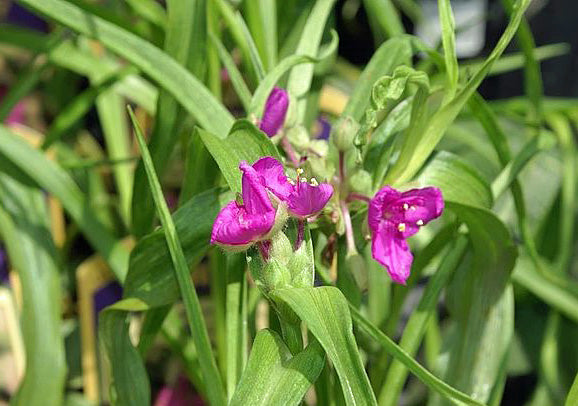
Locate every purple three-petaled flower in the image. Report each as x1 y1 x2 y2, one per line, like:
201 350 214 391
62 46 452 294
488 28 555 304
368 186 444 284
211 161 277 249
211 157 333 249
251 157 334 219
259 87 289 137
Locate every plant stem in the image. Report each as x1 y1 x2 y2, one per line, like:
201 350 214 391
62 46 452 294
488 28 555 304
281 136 300 167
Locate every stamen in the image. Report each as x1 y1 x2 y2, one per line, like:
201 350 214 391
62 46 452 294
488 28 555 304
296 168 304 175
403 203 409 210
416 219 424 226
398 223 406 232
300 178 307 183
287 179 295 185
310 177 319 186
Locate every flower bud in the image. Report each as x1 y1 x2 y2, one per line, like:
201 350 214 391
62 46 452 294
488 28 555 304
349 170 372 195
260 87 289 137
332 116 360 152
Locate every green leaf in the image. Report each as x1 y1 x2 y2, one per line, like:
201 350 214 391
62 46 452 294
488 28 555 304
124 188 231 307
418 151 493 209
230 329 325 406
249 30 339 117
385 0 532 185
0 125 129 280
350 307 485 406
100 305 151 406
433 203 516 405
129 108 227 406
566 372 578 406
272 287 377 406
131 0 207 236
438 0 458 99
20 0 233 137
210 32 252 112
286 0 337 121
362 0 404 38
0 176 66 406
199 119 281 193
343 37 412 121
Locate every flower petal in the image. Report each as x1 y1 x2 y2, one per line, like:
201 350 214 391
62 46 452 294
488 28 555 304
259 87 289 137
400 187 444 226
239 161 275 215
251 156 294 200
287 182 333 218
367 186 401 233
371 223 413 284
211 201 275 246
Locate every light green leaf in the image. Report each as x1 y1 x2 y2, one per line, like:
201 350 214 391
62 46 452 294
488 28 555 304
230 329 325 406
199 119 281 193
272 287 377 406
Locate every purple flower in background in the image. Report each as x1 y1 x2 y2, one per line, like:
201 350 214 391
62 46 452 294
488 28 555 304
251 157 333 219
0 87 26 126
368 186 444 284
259 87 289 137
0 248 8 285
211 161 276 249
315 116 331 140
154 376 200 406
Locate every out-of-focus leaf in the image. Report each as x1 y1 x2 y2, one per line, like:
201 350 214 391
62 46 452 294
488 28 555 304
566 372 578 406
362 0 404 39
286 0 337 121
0 125 129 280
272 287 377 405
230 329 325 406
438 0 458 98
20 0 234 136
250 30 339 117
199 119 281 193
0 176 66 406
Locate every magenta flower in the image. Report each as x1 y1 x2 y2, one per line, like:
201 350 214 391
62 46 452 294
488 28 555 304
368 186 444 284
259 87 289 137
251 157 334 219
211 161 277 249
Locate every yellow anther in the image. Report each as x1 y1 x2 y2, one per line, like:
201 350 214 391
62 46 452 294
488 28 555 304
403 203 409 210
398 223 406 232
300 178 307 183
416 219 424 226
296 168 304 175
310 177 319 186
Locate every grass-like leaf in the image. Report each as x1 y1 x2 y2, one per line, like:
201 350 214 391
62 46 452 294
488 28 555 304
129 107 227 406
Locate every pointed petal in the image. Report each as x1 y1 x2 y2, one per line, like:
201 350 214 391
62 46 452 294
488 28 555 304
400 187 444 226
287 182 333 218
371 223 413 284
252 156 294 200
259 87 289 137
211 201 275 246
368 186 401 233
239 161 275 214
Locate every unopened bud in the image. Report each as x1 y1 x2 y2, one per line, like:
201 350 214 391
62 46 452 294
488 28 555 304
332 116 360 151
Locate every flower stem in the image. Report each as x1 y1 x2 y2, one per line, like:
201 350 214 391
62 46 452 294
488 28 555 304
340 199 357 256
295 219 305 250
347 193 371 203
257 241 271 261
281 137 300 167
